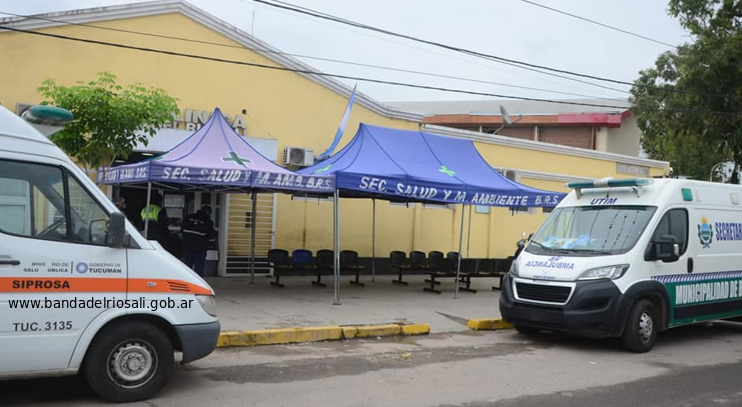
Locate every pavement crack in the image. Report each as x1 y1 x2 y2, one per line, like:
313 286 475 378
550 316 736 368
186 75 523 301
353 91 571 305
435 311 470 326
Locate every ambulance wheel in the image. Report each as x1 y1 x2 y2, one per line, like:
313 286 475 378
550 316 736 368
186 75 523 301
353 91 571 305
84 321 174 403
514 324 540 335
621 299 656 353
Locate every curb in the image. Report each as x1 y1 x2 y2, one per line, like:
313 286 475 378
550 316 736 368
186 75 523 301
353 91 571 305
217 323 430 348
466 318 514 330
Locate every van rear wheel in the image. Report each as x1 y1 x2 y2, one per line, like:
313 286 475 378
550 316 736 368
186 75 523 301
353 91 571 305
84 321 174 403
621 299 657 353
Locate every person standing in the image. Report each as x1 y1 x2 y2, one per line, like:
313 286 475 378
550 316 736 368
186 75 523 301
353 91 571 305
181 205 216 276
113 196 126 211
140 192 169 244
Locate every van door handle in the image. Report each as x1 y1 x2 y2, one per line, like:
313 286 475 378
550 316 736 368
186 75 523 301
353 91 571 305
0 259 20 266
687 257 694 273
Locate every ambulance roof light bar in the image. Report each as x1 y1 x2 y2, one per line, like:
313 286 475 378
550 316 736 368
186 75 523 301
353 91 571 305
566 177 654 199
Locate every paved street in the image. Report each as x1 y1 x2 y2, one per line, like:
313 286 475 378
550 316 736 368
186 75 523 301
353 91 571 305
5 321 742 406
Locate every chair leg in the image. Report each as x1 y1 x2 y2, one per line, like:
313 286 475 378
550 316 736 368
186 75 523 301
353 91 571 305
350 268 365 287
391 268 408 285
312 272 326 287
423 275 441 294
459 276 476 294
270 274 285 288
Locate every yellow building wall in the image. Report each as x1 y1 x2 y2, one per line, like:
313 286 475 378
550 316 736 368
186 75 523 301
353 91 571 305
0 12 668 262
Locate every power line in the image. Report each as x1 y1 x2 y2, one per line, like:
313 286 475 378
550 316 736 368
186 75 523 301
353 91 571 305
517 0 678 49
0 25 734 117
0 10 622 100
251 0 632 96
251 0 729 99
245 0 626 98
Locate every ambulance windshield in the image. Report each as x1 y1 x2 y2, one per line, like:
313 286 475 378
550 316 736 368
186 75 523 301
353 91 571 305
526 205 657 256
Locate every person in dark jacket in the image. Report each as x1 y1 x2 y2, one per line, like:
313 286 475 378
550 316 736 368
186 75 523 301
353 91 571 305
181 205 216 276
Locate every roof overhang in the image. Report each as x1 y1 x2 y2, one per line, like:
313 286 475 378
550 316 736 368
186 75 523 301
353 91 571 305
422 124 668 170
423 110 631 128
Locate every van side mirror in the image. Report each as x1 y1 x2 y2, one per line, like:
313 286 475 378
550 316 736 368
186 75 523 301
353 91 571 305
651 235 680 263
107 212 126 248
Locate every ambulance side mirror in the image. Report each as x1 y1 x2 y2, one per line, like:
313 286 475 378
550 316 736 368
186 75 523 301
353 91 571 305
517 232 533 249
108 212 126 248
652 235 679 263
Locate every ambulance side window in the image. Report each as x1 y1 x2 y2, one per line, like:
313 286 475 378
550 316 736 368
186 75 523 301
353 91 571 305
66 174 110 245
652 209 689 255
0 159 67 241
0 159 109 245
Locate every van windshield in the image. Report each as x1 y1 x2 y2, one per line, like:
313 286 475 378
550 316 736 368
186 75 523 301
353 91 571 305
526 205 657 256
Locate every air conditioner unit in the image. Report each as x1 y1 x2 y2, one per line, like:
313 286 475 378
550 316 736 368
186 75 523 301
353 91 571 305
505 170 521 182
495 168 522 182
282 146 315 167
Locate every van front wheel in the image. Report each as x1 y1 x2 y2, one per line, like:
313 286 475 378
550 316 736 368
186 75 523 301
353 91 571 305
621 299 657 353
84 321 174 403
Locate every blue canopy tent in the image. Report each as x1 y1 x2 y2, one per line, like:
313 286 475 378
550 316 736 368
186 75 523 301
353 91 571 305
300 123 566 300
100 108 334 283
100 108 334 195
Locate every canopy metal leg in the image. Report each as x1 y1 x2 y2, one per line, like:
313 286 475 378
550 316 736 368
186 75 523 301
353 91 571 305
144 182 152 239
250 191 257 284
455 205 465 299
466 205 473 258
372 199 376 283
333 189 341 305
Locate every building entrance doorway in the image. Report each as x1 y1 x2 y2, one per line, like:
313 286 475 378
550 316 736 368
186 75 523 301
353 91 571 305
115 186 225 275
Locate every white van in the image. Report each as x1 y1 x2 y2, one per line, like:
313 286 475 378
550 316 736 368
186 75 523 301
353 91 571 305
0 105 220 402
500 177 742 352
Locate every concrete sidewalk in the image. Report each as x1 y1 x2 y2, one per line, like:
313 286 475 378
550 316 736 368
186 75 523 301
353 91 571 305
208 275 503 333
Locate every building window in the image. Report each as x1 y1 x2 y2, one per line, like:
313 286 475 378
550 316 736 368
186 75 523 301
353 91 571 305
475 205 490 214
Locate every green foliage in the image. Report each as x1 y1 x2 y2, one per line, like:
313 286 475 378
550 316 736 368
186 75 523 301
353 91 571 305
38 72 179 171
631 0 742 182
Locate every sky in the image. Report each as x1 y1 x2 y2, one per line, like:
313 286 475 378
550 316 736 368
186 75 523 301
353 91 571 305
0 0 690 103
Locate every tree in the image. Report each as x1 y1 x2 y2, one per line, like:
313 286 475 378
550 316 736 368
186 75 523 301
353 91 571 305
38 71 179 174
630 0 742 182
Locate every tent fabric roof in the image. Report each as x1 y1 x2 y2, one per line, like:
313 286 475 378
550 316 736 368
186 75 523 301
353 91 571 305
299 123 565 207
100 108 334 193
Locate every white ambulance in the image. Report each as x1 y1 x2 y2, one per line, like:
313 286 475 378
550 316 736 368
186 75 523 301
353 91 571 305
0 105 220 402
500 177 742 352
